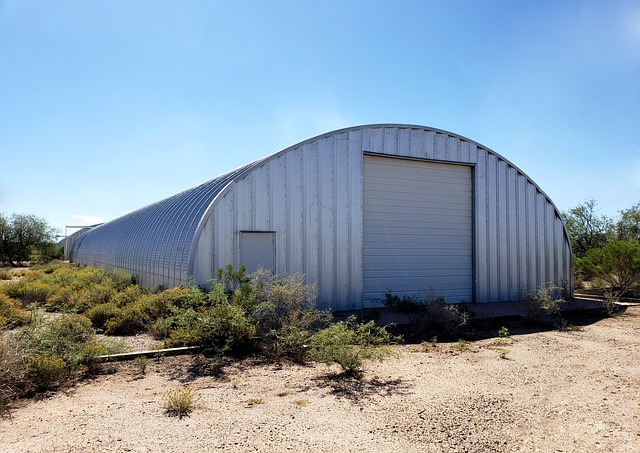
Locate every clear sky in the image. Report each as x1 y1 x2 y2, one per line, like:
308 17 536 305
1 0 638 238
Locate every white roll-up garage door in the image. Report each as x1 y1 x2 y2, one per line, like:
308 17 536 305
363 155 473 305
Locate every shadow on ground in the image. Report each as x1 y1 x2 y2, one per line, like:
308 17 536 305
312 372 413 403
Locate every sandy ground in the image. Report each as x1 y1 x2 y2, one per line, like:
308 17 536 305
1 306 638 453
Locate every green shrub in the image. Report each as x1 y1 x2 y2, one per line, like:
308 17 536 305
578 239 640 297
43 287 73 312
524 283 563 323
383 292 422 312
243 269 330 361
108 268 136 292
166 303 256 355
104 292 173 335
0 331 28 410
5 280 54 305
0 293 31 328
163 387 196 418
158 285 207 310
20 314 96 369
385 292 469 340
308 316 398 375
112 285 147 307
27 353 67 391
0 269 13 280
104 308 147 335
85 303 122 330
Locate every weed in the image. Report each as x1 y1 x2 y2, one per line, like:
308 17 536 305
486 337 512 347
498 326 510 338
524 283 563 323
555 320 584 332
450 339 474 353
245 397 264 406
293 399 309 406
602 292 621 317
497 349 509 360
133 356 149 375
163 387 196 418
0 269 13 280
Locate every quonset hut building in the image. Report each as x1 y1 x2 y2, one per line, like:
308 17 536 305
69 124 572 310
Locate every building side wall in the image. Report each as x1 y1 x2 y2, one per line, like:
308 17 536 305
207 130 364 310
357 125 570 302
199 125 570 308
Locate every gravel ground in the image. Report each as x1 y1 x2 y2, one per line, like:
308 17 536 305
1 306 638 452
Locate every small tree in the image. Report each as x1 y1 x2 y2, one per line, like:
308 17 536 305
562 199 613 258
0 213 58 265
578 240 640 297
616 202 640 243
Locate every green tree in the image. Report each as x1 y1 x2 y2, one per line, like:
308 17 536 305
578 240 640 296
0 213 58 265
616 202 640 243
562 199 613 257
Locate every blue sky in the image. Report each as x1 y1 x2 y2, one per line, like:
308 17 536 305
1 0 638 237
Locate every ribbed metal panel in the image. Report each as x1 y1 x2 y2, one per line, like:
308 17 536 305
72 158 270 289
70 124 572 307
209 131 363 310
362 156 473 305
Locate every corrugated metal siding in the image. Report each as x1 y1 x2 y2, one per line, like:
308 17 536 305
71 124 571 307
362 156 473 305
72 159 270 290
209 131 363 310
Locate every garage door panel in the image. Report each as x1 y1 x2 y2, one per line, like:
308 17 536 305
363 156 473 305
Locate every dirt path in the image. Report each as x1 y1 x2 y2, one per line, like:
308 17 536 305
1 307 639 452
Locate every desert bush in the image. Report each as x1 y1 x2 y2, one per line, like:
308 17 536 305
4 280 54 305
85 303 122 330
0 331 28 411
578 240 640 297
385 292 469 340
163 387 196 418
246 269 330 361
112 285 147 307
104 292 174 335
20 314 96 369
26 353 67 391
0 293 31 328
166 303 256 356
0 269 13 280
383 292 423 312
422 297 469 338
107 268 136 292
56 283 118 314
104 308 147 336
155 285 207 311
20 314 125 384
308 316 398 375
524 283 563 323
43 286 74 312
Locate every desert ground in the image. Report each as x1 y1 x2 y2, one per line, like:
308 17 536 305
1 305 638 453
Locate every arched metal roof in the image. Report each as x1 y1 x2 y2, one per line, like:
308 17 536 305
72 124 571 291
71 155 271 286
